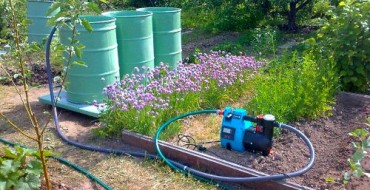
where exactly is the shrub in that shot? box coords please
[246,51,338,123]
[315,0,369,93]
[95,52,262,137]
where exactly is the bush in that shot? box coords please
[95,52,262,138]
[246,51,338,123]
[315,0,369,93]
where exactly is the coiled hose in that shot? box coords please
[154,110,315,182]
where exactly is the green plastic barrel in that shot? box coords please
[103,11,154,76]
[59,15,120,104]
[27,0,59,44]
[136,7,182,69]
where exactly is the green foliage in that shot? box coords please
[344,128,370,183]
[0,0,26,44]
[158,0,266,32]
[246,51,338,122]
[314,0,369,93]
[0,146,43,190]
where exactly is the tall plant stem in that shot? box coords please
[7,0,51,189]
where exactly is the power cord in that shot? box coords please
[176,133,220,151]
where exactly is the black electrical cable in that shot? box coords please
[176,133,220,150]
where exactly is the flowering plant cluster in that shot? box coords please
[95,51,262,137]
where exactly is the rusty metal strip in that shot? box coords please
[122,130,313,190]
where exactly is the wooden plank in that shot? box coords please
[122,130,313,190]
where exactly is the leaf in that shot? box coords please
[3,147,17,159]
[0,160,20,175]
[34,150,58,158]
[351,150,364,162]
[75,44,85,59]
[99,0,107,3]
[75,46,82,58]
[353,168,363,178]
[28,43,42,52]
[349,128,369,139]
[47,2,61,16]
[325,176,335,183]
[14,174,41,190]
[72,60,88,67]
[81,19,93,32]
[26,160,42,176]
[362,140,370,149]
[348,159,357,170]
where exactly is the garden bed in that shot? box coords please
[171,91,370,190]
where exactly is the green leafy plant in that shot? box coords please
[0,146,44,190]
[315,0,369,93]
[343,128,370,183]
[250,27,280,59]
[246,51,338,123]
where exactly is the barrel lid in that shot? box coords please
[103,10,152,18]
[137,7,181,13]
[79,15,116,24]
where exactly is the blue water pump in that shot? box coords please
[220,107,276,156]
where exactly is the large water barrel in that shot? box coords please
[136,7,182,69]
[27,0,59,44]
[59,15,120,104]
[103,11,154,76]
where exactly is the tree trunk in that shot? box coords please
[287,2,298,31]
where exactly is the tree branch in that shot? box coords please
[0,112,38,142]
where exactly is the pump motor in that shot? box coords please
[220,107,276,156]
